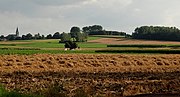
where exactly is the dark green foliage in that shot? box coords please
[70,27,81,34]
[95,49,180,54]
[6,35,16,41]
[64,41,78,50]
[132,26,180,41]
[88,30,126,36]
[34,33,41,39]
[46,34,53,39]
[82,25,103,34]
[0,85,42,97]
[6,33,44,41]
[53,32,61,39]
[25,33,33,40]
[0,35,4,39]
[70,26,81,41]
[90,25,103,32]
[82,25,126,36]
[60,32,71,43]
[70,26,87,42]
[75,32,88,42]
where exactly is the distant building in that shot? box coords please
[15,27,19,37]
[6,27,21,40]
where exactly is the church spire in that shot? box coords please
[16,27,19,37]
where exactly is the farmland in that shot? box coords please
[0,36,180,97]
[0,36,180,55]
[0,54,180,97]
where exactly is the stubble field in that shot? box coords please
[0,54,180,97]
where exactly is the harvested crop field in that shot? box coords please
[0,54,180,97]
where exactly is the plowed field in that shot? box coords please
[0,54,180,97]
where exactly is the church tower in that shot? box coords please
[16,27,19,37]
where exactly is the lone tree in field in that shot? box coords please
[70,26,81,42]
[64,41,79,50]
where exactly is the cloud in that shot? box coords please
[0,0,180,35]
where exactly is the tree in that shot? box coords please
[64,41,78,50]
[82,25,103,34]
[0,35,5,40]
[53,32,61,39]
[60,32,71,43]
[46,34,53,39]
[132,26,180,41]
[75,32,88,42]
[41,35,45,39]
[91,25,103,32]
[70,26,80,41]
[0,35,4,39]
[34,33,41,39]
[76,32,83,42]
[25,33,33,40]
[6,35,16,41]
[82,26,90,34]
[22,35,26,40]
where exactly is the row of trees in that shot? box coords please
[0,25,128,42]
[132,26,180,41]
[0,27,88,42]
[1,33,45,41]
[60,25,127,43]
[82,25,126,36]
[0,32,62,41]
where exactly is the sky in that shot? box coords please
[0,0,180,36]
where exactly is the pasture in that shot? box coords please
[0,36,180,54]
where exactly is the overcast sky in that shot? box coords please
[0,0,180,35]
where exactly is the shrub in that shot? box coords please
[0,85,42,97]
[64,41,79,50]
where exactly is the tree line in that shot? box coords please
[60,25,127,42]
[132,26,180,41]
[82,25,126,36]
[0,25,127,42]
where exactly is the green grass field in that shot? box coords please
[0,36,107,54]
[0,36,180,55]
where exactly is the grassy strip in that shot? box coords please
[95,49,180,54]
[87,36,103,41]
[0,85,41,97]
[78,43,107,48]
[0,39,107,48]
[0,83,91,97]
[0,47,41,50]
[0,44,17,46]
[89,35,125,38]
[16,42,64,48]
[107,44,180,48]
[0,49,96,55]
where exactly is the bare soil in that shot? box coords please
[88,38,180,45]
[0,54,180,97]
